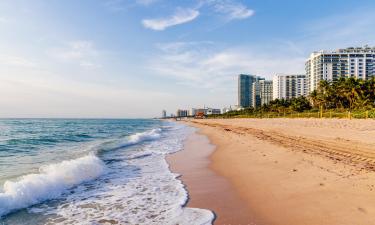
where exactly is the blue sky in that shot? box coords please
[1,0,375,118]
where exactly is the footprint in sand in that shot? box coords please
[358,207,367,214]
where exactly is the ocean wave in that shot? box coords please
[103,128,163,152]
[127,128,162,145]
[0,154,105,217]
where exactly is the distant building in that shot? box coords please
[306,46,375,92]
[162,110,167,118]
[238,74,264,108]
[273,74,308,100]
[191,107,221,116]
[258,80,273,106]
[205,108,221,115]
[222,106,233,113]
[176,109,189,117]
[238,74,272,108]
[190,108,205,116]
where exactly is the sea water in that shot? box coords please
[0,119,214,225]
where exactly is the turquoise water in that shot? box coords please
[0,119,213,225]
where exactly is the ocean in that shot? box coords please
[0,119,214,225]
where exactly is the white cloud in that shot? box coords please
[47,40,100,69]
[0,17,7,23]
[199,0,254,21]
[142,8,199,31]
[149,42,305,90]
[211,0,254,20]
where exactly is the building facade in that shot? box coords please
[176,109,189,117]
[238,74,265,108]
[306,46,375,92]
[205,108,221,115]
[258,80,273,106]
[162,110,167,118]
[191,107,221,116]
[272,74,308,100]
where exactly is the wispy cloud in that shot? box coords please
[142,8,199,31]
[149,41,305,90]
[208,0,255,20]
[47,40,101,69]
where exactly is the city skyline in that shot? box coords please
[1,0,375,118]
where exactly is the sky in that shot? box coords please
[1,0,375,118]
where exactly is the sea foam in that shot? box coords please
[0,154,105,217]
[102,128,163,153]
[127,128,162,145]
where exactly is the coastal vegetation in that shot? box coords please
[218,77,375,119]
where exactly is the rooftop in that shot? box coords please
[314,46,375,55]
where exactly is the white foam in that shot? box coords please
[26,123,214,225]
[103,128,163,152]
[1,124,215,224]
[127,128,162,145]
[0,154,105,217]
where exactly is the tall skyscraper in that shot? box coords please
[238,74,263,108]
[162,110,167,118]
[273,74,308,100]
[238,74,254,108]
[306,46,375,92]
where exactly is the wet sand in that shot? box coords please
[169,118,375,225]
[167,130,262,225]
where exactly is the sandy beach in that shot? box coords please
[168,118,375,225]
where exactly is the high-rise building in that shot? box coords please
[176,109,189,117]
[238,74,265,108]
[306,46,375,92]
[273,74,308,100]
[258,80,273,106]
[162,110,167,118]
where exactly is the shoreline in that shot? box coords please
[169,118,375,225]
[167,127,262,225]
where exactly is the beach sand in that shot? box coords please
[167,130,262,225]
[168,118,375,225]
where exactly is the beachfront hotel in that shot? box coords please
[238,74,266,108]
[306,46,375,92]
[258,80,273,106]
[272,74,308,100]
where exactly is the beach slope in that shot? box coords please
[171,118,375,225]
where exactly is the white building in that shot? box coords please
[258,80,273,106]
[205,108,221,115]
[306,46,375,92]
[191,107,221,116]
[273,74,308,100]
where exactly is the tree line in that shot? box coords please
[223,77,375,117]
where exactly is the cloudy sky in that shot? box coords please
[1,0,375,118]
